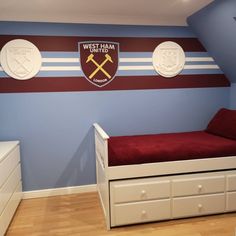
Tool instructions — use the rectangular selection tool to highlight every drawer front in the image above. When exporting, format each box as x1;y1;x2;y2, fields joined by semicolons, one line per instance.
0;164;22;215
173;194;225;218
172;175;225;197
226;192;236;212
0;146;20;188
111;199;171;226
0;181;22;236
110;179;170;204
226;175;236;191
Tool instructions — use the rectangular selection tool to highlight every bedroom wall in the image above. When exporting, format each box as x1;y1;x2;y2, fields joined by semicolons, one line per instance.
0;21;230;191
187;0;236;83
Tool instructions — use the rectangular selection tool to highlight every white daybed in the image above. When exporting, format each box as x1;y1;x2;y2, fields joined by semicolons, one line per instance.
93;109;236;229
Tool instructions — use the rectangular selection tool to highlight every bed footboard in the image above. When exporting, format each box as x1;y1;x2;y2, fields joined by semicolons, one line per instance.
93;123;110;229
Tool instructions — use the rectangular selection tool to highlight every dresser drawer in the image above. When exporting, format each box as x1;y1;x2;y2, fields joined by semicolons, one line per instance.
0;181;22;236
172;175;224;197
226;174;236;191
173;194;225;218
110;178;170;204
226;192;236;212
111;199;171;226
0;145;20;189
0;164;21;215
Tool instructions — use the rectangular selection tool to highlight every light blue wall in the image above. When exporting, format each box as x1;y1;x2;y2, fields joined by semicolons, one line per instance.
230;83;236;109
0;22;230;191
187;0;236;83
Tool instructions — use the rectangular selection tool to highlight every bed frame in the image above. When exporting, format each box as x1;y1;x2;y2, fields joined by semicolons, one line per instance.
94;123;236;229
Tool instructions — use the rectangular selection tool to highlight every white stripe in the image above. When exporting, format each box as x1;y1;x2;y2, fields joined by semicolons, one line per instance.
42;58;80;63
119;58;152;62
184;65;219;69
41;66;81;71
118;65;154;70
40;57;214;63
119;57;214;62
118;65;219;71
0;65;219;72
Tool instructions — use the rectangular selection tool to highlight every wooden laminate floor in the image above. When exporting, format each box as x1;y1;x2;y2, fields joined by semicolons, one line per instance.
6;192;236;236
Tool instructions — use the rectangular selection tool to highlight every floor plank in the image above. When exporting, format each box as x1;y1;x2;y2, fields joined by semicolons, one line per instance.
6;192;236;236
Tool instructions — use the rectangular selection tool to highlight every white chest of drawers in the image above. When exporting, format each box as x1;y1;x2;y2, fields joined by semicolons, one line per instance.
0;141;22;236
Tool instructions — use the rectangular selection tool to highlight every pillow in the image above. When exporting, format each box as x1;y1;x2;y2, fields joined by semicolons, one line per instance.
206;108;236;140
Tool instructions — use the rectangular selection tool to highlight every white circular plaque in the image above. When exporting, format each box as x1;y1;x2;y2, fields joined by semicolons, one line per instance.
152;41;185;78
0;39;42;80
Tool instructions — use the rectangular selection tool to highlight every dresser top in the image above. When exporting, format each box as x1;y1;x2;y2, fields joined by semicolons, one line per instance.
0;141;19;163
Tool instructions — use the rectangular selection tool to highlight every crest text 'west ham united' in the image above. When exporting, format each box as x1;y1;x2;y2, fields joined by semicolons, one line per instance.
79;41;119;87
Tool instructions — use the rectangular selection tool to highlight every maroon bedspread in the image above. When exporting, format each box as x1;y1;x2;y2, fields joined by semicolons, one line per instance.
108;131;236;166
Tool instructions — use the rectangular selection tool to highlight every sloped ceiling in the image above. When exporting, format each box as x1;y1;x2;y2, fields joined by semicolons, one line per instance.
188;0;236;83
0;0;213;26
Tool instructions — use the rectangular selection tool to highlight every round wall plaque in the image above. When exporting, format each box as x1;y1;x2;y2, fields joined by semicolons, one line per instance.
152;41;185;78
0;39;42;80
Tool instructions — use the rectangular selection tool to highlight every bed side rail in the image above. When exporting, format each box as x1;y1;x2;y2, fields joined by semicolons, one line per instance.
93;123;109;169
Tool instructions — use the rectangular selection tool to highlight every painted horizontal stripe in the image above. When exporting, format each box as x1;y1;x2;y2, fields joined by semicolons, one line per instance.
119;52;152;58
119;57;214;63
0;70;223;78
118;65;219;71
39;50;213;59
40;56;215;64
181;69;223;75
0;59;215;69
118;65;153;70
0;75;230;93
42;58;80;63
42;62;80;67
118;62;153;66
40;52;212;59
116;69;223;76
120;58;152;62
185;65;219;69
41;60;216;67
0;63;219;73
0;69;223;78
41;52;80;58
36;71;84;77
185;61;216;65
0;36;206;52
41;66;81;71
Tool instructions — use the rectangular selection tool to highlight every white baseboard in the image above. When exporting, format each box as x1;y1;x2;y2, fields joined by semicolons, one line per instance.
23;184;97;199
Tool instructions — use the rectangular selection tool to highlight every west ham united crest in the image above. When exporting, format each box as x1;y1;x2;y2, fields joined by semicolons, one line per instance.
79;41;119;87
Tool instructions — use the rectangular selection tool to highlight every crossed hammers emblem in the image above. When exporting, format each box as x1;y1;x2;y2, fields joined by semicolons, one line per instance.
86;53;113;79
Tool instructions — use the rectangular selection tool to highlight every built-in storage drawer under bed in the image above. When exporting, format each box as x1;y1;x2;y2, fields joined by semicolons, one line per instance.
110;171;236;227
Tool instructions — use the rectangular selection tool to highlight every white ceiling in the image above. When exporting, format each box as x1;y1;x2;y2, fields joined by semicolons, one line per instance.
0;0;213;26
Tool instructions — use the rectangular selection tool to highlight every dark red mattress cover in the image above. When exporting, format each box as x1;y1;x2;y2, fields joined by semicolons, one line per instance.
108;131;236;166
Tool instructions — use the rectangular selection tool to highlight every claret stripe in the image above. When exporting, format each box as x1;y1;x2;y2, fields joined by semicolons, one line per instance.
0;75;229;93
0;36;206;52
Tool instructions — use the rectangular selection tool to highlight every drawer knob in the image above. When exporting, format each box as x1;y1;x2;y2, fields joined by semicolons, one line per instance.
198;185;203;190
141;190;146;195
198;204;203;210
141;210;147;216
